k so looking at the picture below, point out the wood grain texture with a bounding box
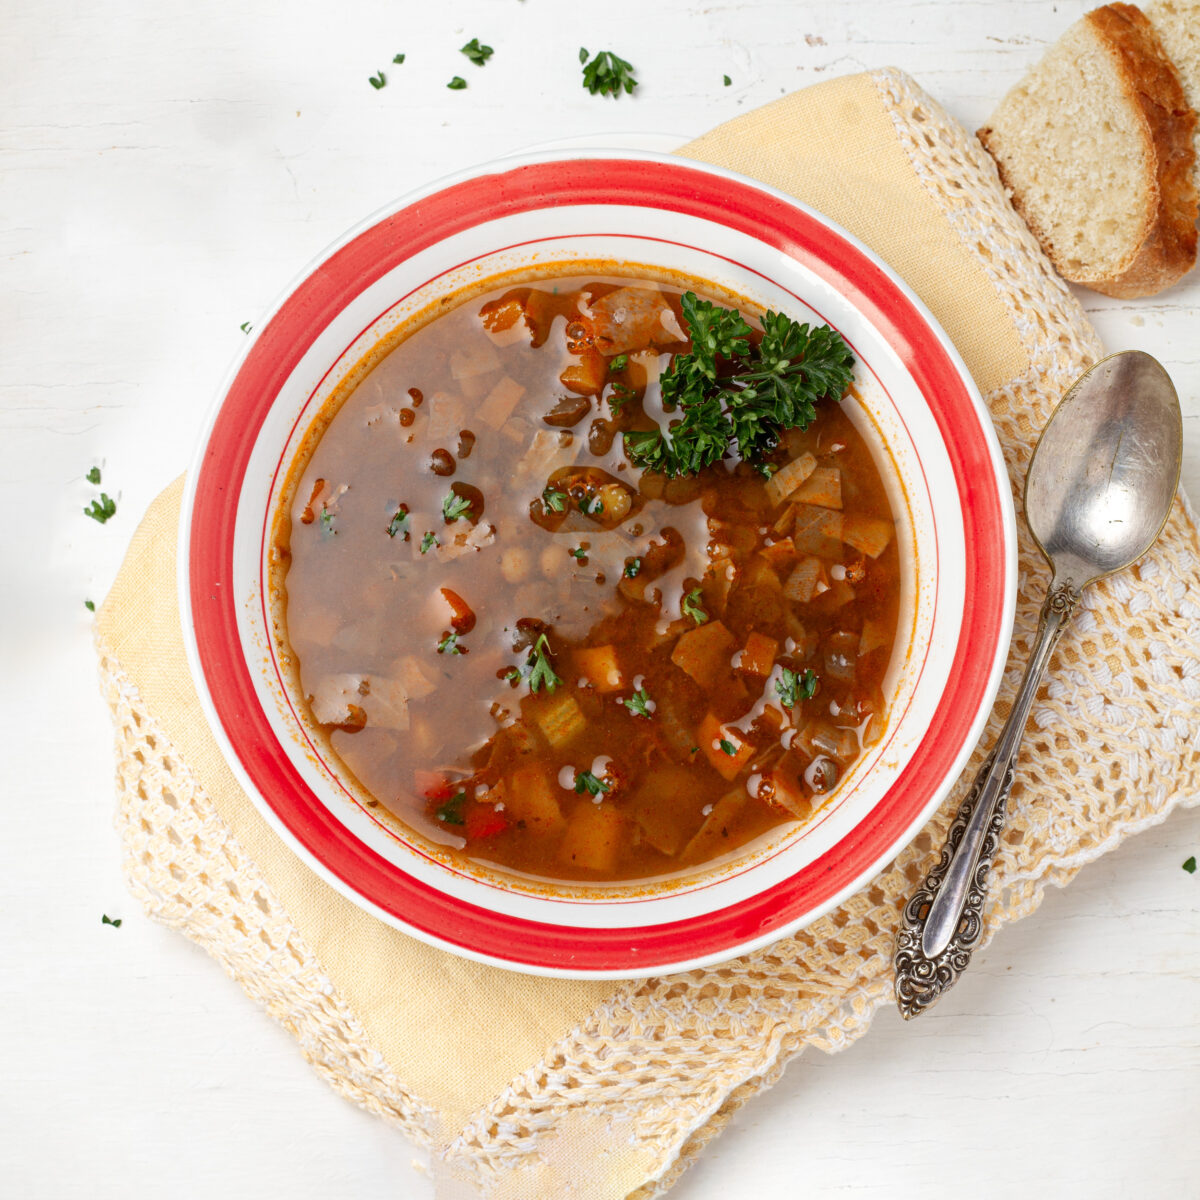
[2,1,1197,1196]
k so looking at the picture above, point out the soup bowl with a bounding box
[181,149,1016,977]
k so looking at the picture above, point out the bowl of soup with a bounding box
[181,150,1016,977]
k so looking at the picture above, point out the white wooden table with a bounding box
[3,1,1198,1195]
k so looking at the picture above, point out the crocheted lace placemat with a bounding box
[94,68,1200,1199]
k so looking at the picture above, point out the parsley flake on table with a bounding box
[387,507,410,539]
[393,53,406,65]
[437,631,462,655]
[623,292,854,477]
[239,321,252,333]
[86,466,101,485]
[84,599,95,612]
[84,493,116,524]
[447,76,467,90]
[436,791,467,825]
[442,490,472,522]
[579,47,638,97]
[574,769,611,796]
[723,74,732,86]
[101,914,122,928]
[775,666,817,708]
[420,531,438,554]
[368,71,387,90]
[542,487,567,513]
[682,588,707,625]
[461,38,493,66]
[1184,856,1197,874]
[619,688,653,718]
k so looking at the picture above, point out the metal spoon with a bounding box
[894,350,1182,1019]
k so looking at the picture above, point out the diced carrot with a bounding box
[532,692,586,747]
[573,645,624,692]
[559,348,608,396]
[558,803,624,873]
[630,766,704,856]
[784,555,825,603]
[681,789,747,862]
[465,803,509,840]
[737,631,778,678]
[439,587,476,634]
[792,505,843,557]
[790,466,842,510]
[476,376,525,429]
[842,513,894,558]
[768,751,815,820]
[765,452,817,507]
[698,713,755,781]
[504,765,567,836]
[670,620,736,690]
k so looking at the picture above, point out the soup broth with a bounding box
[272,269,901,883]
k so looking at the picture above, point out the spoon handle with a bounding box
[894,580,1081,1019]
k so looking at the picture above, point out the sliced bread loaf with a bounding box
[1145,0,1200,155]
[978,3,1198,298]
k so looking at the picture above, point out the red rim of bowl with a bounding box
[182,153,1014,976]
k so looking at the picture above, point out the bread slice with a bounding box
[978,3,1198,298]
[1145,0,1200,157]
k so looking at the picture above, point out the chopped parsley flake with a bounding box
[570,546,587,561]
[239,321,252,334]
[437,631,462,655]
[775,667,818,709]
[86,466,101,485]
[718,738,737,756]
[526,633,562,693]
[609,354,629,373]
[620,689,653,718]
[387,508,410,539]
[318,504,335,533]
[436,791,467,825]
[542,487,567,513]
[368,71,387,90]
[579,47,637,97]
[447,75,467,90]
[393,53,406,64]
[682,588,707,624]
[420,531,438,554]
[442,490,472,522]
[461,38,493,66]
[84,493,116,524]
[723,74,732,86]
[101,914,122,927]
[624,557,641,578]
[574,769,611,796]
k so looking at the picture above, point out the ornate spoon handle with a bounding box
[894,580,1080,1019]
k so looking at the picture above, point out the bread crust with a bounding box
[979,3,1198,299]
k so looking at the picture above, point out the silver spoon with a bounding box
[894,350,1182,1019]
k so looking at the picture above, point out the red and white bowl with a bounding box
[180,150,1016,978]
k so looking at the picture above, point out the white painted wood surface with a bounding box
[3,1,1198,1195]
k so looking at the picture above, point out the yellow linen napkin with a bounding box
[95,67,1200,1199]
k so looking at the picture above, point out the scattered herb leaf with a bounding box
[542,487,567,513]
[84,493,117,524]
[620,688,653,718]
[775,666,818,708]
[718,738,737,756]
[368,71,387,90]
[447,75,467,90]
[420,531,438,554]
[526,632,562,693]
[682,588,708,624]
[574,769,611,796]
[570,546,587,561]
[387,508,410,539]
[436,791,467,825]
[609,354,629,373]
[239,321,252,333]
[461,38,494,66]
[84,599,95,612]
[393,52,406,64]
[101,914,122,927]
[442,490,472,522]
[624,557,641,578]
[579,494,604,516]
[437,631,462,655]
[319,504,335,533]
[86,466,101,485]
[608,382,634,411]
[580,47,638,97]
[504,667,521,683]
[723,74,732,86]
[1184,856,1197,874]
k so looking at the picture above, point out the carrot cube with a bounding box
[532,692,586,747]
[558,803,624,873]
[573,645,624,692]
[698,713,755,780]
[737,632,778,677]
[504,765,566,836]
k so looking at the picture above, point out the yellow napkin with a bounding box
[95,68,1200,1199]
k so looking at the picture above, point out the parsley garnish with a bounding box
[84,599,95,612]
[620,688,653,717]
[624,557,641,578]
[442,490,472,522]
[504,667,521,683]
[461,38,493,66]
[525,632,562,693]
[574,769,611,796]
[393,53,406,64]
[775,667,818,709]
[86,466,101,485]
[420,531,438,554]
[723,74,732,86]
[436,791,467,825]
[84,493,116,524]
[1184,856,1197,874]
[580,47,637,97]
[570,546,587,561]
[239,321,252,333]
[101,914,122,927]
[718,738,737,757]
[319,504,335,533]
[682,588,707,624]
[437,631,462,655]
[608,382,634,411]
[447,75,467,90]
[623,293,854,477]
[542,487,567,513]
[579,494,604,516]
[609,354,628,373]
[368,71,386,90]
[387,507,410,539]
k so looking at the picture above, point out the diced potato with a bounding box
[558,803,624,873]
[476,376,526,429]
[450,340,500,380]
[309,674,365,725]
[765,452,817,507]
[573,645,624,692]
[790,466,842,510]
[363,675,409,731]
[758,537,797,573]
[438,521,496,562]
[393,655,439,700]
[784,555,825,603]
[792,505,843,557]
[859,616,891,656]
[681,790,747,863]
[670,620,736,690]
[532,692,586,747]
[426,391,466,440]
[698,713,755,781]
[842,513,894,558]
[825,630,859,682]
[630,766,704,856]
[737,632,778,678]
[504,765,567,837]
